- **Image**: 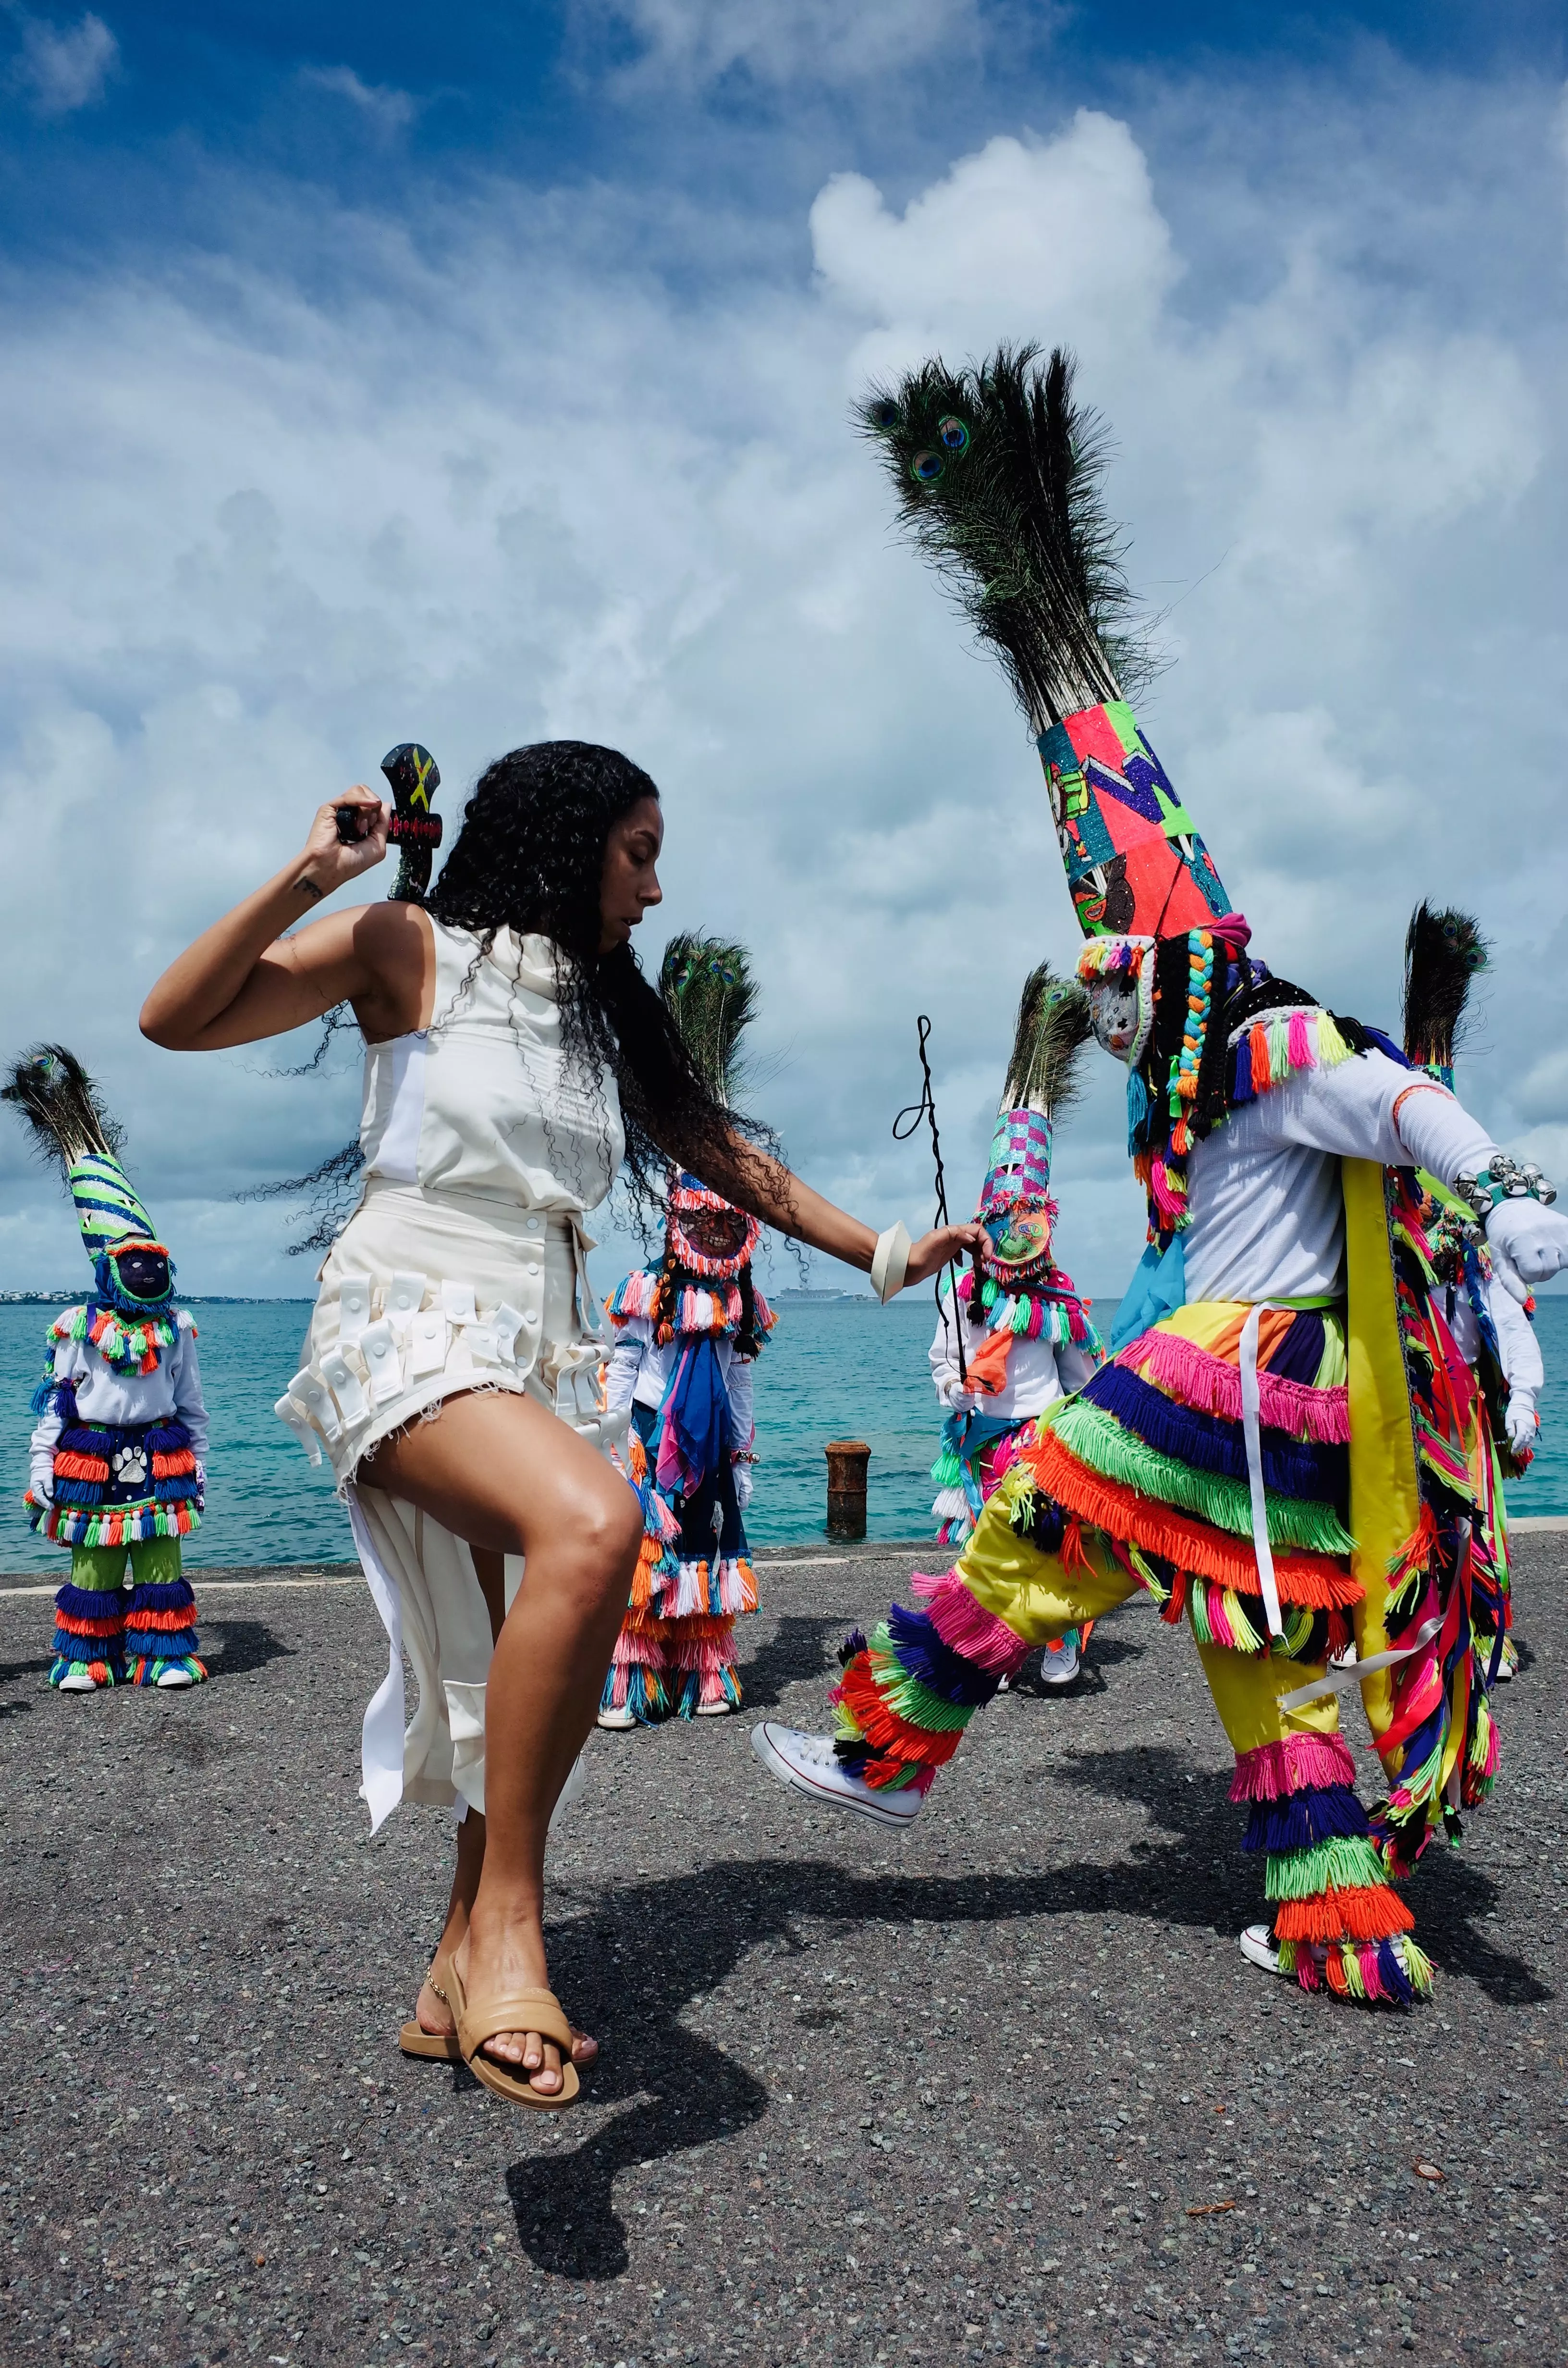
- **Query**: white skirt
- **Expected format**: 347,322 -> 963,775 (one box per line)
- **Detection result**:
274,1179 -> 626,1829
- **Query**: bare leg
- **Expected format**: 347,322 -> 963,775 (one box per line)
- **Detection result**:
364,1391 -> 641,2094
412,1549 -> 598,2067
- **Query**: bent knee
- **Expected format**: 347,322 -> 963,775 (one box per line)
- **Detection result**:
563,1472 -> 644,1575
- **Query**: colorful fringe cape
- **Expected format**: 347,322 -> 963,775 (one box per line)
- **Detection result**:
1347,1165 -> 1497,1876
600,1428 -> 684,1722
952,1265 -> 1097,1348
931,1414 -> 1028,1548
1417,1183 -> 1525,1661
45,1300 -> 190,1379
601,1257 -> 771,1721
607,1268 -> 775,1347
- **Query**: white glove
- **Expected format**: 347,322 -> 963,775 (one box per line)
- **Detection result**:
733,1460 -> 753,1512
1486,1197 -> 1568,1303
1505,1389 -> 1539,1456
28,1457 -> 53,1505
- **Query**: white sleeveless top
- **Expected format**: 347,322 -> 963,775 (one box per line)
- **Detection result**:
358,920 -> 625,1212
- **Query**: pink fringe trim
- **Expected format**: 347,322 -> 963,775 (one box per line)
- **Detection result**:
1229,1731 -> 1358,1802
911,1567 -> 1032,1676
1121,1328 -> 1349,1444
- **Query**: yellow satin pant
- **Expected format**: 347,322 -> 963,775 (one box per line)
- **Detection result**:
953,1486 -> 1342,1759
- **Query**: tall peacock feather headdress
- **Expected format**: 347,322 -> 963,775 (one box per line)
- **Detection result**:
979,964 -> 1093,1220
659,933 -> 762,1279
1,1045 -> 173,1304
860,344 -> 1231,946
1402,902 -> 1489,1089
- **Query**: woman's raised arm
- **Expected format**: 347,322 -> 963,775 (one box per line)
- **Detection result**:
139,788 -> 426,1051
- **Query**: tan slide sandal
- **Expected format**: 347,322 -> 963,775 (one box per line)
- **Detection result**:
446,1955 -> 582,2111
398,1952 -> 463,2061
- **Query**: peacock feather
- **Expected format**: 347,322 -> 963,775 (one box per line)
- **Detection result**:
2,1044 -> 123,1177
1402,901 -> 1489,1078
1003,963 -> 1094,1116
859,343 -> 1152,732
660,933 -> 758,1110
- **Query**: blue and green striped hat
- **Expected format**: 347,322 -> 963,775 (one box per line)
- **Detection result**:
66,1152 -> 164,1261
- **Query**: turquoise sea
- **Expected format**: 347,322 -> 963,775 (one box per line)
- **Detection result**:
0,1293 -> 1563,1575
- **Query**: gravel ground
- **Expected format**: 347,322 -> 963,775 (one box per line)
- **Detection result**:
0,1538 -> 1563,2368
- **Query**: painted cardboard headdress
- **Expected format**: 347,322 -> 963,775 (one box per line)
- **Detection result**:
1,1045 -> 174,1309
974,963 -> 1093,1293
861,345 -> 1272,1259
660,935 -> 761,1283
859,345 -> 1232,976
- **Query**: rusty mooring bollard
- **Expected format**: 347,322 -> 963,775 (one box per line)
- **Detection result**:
825,1439 -> 870,1540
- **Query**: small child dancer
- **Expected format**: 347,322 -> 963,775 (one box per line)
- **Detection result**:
5,1047 -> 208,1689
928,964 -> 1102,1682
598,937 -> 775,1725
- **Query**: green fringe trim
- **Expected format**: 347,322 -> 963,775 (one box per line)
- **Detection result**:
1052,1400 -> 1356,1555
1264,1835 -> 1391,1903
1396,1936 -> 1434,1993
931,1444 -> 962,1489
832,1702 -> 867,1747
1188,1583 -> 1266,1653
867,1642 -> 978,1734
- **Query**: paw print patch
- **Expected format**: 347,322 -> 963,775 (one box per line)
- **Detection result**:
111,1441 -> 148,1490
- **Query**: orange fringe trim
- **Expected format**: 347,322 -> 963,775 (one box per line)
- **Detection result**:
53,1450 -> 110,1481
1024,1431 -> 1362,1609
834,1662 -> 964,1768
1274,1885 -> 1415,1944
151,1449 -> 196,1479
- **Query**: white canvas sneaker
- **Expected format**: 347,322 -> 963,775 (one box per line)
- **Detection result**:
596,1702 -> 637,1730
750,1720 -> 926,1829
1238,1922 -> 1286,1975
55,1667 -> 98,1693
1040,1637 -> 1080,1687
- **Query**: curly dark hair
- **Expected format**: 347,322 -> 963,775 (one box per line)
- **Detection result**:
424,740 -> 769,1209
255,741 -> 773,1249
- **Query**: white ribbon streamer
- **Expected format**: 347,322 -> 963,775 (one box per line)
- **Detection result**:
1278,1614 -> 1444,1714
1238,1303 -> 1285,1642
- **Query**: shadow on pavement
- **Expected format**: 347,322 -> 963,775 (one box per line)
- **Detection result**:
199,1619 -> 297,1678
501,1741 -> 1549,2280
0,1648 -> 51,1706
734,1613 -> 843,1711
1053,1740 -> 1549,2010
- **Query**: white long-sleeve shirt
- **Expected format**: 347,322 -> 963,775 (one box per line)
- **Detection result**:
928,1301 -> 1100,1424
1182,1049 -> 1492,1303
603,1315 -> 756,1449
28,1312 -> 209,1495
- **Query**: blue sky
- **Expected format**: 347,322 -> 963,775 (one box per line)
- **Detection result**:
0,1 -> 1564,1301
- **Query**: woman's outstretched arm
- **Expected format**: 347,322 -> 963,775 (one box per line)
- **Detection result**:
140,789 -> 428,1050
688,1133 -> 984,1293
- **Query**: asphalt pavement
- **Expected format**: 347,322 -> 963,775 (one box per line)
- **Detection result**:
0,1537 -> 1563,2368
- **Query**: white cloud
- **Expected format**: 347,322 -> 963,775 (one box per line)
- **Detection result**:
0,86 -> 1562,1301
300,63 -> 417,133
10,6 -> 115,115
585,0 -> 981,89
811,116 -> 1178,362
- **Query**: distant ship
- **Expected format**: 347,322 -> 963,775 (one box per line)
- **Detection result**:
774,1287 -> 870,1303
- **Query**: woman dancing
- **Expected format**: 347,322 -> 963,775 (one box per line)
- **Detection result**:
140,740 -> 975,2109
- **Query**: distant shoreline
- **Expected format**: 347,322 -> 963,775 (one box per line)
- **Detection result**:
0,1292 -> 316,1306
